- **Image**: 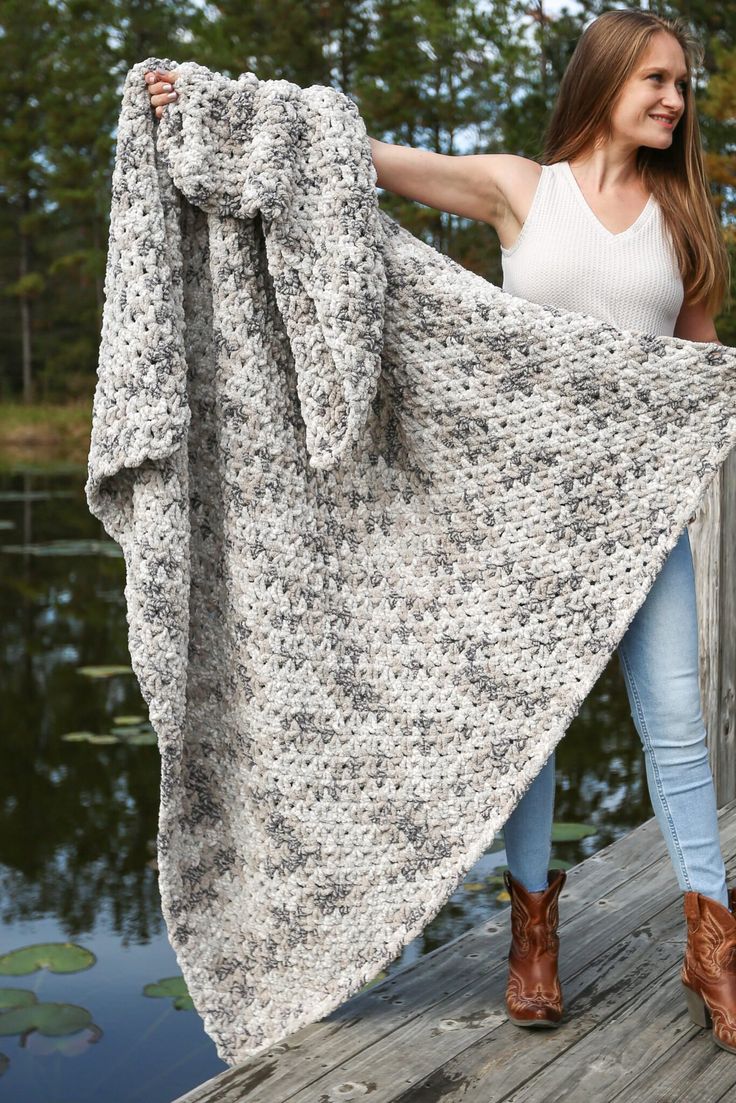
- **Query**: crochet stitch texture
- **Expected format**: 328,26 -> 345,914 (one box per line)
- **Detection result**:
85,57 -> 736,1064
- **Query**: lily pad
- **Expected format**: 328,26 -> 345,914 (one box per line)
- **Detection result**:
76,665 -> 133,679
61,732 -> 121,744
143,976 -> 195,1011
24,1023 -> 102,1055
0,521 -> 14,530
0,1002 -> 91,1037
0,942 -> 95,976
109,721 -> 157,745
358,970 -> 388,993
551,822 -> 597,842
62,723 -> 157,746
123,731 -> 157,746
0,989 -> 37,1011
112,715 -> 146,725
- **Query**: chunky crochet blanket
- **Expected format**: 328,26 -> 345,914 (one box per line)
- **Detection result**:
86,56 -> 736,1064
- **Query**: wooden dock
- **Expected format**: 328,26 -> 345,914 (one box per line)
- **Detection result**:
173,796 -> 736,1103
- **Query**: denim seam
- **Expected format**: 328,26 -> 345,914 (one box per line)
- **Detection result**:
618,642 -> 693,892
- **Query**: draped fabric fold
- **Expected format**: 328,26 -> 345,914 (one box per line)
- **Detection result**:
153,60 -> 387,472
86,56 -> 736,1064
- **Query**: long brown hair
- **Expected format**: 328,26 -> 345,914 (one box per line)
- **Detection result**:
540,9 -> 731,318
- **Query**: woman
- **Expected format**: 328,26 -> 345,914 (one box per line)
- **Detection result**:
144,8 -> 734,1051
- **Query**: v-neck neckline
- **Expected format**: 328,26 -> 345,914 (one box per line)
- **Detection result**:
561,160 -> 655,241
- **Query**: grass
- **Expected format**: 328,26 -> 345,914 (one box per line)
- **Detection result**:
0,399 -> 93,468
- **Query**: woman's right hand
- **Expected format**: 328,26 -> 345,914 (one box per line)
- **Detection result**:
144,69 -> 179,118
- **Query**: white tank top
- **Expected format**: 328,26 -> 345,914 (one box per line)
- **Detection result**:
501,160 -> 684,336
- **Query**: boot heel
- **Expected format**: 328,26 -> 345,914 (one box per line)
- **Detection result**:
683,981 -> 712,1030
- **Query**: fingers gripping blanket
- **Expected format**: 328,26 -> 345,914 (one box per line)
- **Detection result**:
86,55 -> 736,1064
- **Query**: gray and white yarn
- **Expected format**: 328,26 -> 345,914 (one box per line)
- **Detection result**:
85,56 -> 736,1064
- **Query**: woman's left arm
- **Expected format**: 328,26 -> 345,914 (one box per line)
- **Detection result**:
673,298 -> 722,343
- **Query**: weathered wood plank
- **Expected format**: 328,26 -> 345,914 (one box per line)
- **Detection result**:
275,804 -> 736,1103
716,447 -> 736,805
314,895 -> 691,1103
716,1078 -> 736,1103
600,994 -> 736,1103
395,902 -> 702,1103
457,889 -> 736,1103
172,799 -> 736,1103
691,446 -> 736,808
172,818 -> 665,1103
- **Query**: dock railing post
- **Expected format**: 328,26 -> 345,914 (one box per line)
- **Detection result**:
690,445 -> 736,807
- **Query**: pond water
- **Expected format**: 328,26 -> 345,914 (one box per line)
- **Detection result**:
0,461 -> 657,1103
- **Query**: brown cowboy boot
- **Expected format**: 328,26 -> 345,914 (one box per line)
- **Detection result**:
681,886 -> 736,1053
503,867 -> 567,1027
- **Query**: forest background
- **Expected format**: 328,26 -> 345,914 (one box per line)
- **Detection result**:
0,0 -> 734,443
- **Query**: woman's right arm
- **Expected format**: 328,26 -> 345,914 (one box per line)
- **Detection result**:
369,138 -> 517,229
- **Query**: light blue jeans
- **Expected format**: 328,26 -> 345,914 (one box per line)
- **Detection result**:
503,525 -> 730,909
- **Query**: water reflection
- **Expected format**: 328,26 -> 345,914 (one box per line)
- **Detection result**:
0,462 -> 654,1102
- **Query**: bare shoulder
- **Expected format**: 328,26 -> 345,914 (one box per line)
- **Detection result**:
487,155 -> 543,250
